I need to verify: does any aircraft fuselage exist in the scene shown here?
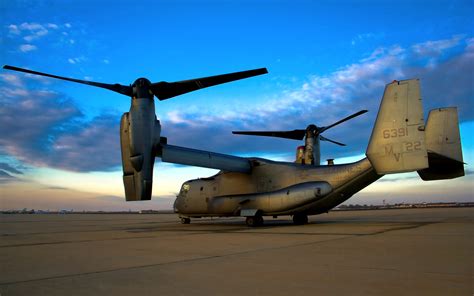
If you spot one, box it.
[174,158,381,218]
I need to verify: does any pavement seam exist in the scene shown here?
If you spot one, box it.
[0,235,353,286]
[0,235,158,248]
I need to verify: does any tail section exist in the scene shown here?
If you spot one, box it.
[366,79,429,174]
[417,107,464,180]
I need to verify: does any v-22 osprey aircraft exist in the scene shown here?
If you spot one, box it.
[172,79,464,226]
[3,65,465,226]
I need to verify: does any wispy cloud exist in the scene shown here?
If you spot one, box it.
[9,22,54,42]
[5,21,108,67]
[67,56,86,64]
[0,162,24,175]
[6,22,69,52]
[0,170,17,183]
[19,44,37,52]
[351,32,383,46]
[7,24,20,35]
[46,23,59,29]
[0,74,23,87]
[0,167,25,184]
[412,35,464,56]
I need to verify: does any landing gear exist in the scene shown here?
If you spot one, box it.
[293,213,308,225]
[180,217,191,224]
[245,215,264,227]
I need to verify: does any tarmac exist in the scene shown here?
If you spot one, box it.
[1,208,473,295]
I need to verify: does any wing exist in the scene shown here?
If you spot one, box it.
[159,144,251,173]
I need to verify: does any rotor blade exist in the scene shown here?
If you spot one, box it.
[151,68,268,100]
[232,130,306,141]
[320,135,346,146]
[319,110,368,133]
[3,65,132,96]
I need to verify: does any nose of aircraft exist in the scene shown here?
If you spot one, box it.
[173,197,180,213]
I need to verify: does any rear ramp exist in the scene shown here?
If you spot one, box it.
[417,107,464,180]
[366,79,429,174]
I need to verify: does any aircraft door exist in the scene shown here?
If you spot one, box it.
[257,176,272,192]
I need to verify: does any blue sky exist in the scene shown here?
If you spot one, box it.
[0,0,473,211]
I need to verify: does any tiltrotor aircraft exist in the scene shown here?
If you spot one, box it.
[3,65,465,226]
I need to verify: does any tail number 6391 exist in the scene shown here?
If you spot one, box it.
[382,128,408,138]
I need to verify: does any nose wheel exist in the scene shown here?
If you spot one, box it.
[245,216,264,227]
[292,213,308,225]
[180,217,191,224]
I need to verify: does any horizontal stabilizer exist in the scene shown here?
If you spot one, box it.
[159,144,251,173]
[366,79,428,174]
[417,107,464,180]
[418,152,464,180]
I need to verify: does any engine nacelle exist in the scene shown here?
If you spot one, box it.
[120,111,161,201]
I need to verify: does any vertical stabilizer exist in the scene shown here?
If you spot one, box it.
[417,107,464,180]
[366,79,428,174]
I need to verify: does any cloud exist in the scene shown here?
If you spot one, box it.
[6,22,65,52]
[67,56,86,64]
[0,163,24,175]
[0,73,122,172]
[377,173,420,182]
[47,23,59,29]
[19,22,44,31]
[0,169,24,184]
[24,29,48,42]
[0,170,15,179]
[46,185,69,190]
[13,23,54,43]
[465,169,474,176]
[8,24,20,35]
[19,44,37,52]
[412,35,464,56]
[50,114,121,171]
[0,74,23,87]
[0,83,82,167]
[351,32,381,46]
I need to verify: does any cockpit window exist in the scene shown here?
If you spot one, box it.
[181,184,190,193]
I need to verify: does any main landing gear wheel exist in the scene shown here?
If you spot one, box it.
[293,213,308,225]
[180,217,191,224]
[246,216,264,227]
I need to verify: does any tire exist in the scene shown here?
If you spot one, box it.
[246,215,264,227]
[293,213,308,225]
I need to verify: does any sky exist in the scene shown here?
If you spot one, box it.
[0,0,473,211]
